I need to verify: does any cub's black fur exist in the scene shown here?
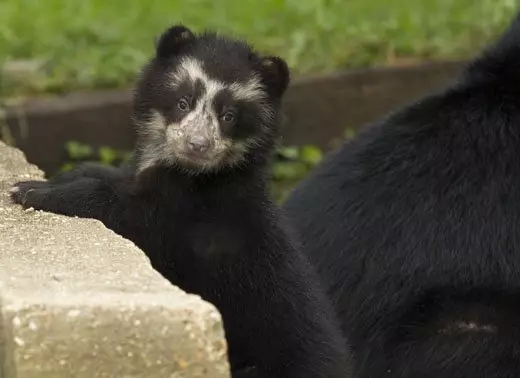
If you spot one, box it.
[10,26,351,377]
[283,13,520,378]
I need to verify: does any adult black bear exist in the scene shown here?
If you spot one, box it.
[283,13,520,378]
[10,26,351,377]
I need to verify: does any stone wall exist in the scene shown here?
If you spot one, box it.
[0,141,230,377]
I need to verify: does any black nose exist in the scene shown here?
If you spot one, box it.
[187,136,210,153]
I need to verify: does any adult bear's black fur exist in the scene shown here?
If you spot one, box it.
[10,26,351,378]
[283,13,520,378]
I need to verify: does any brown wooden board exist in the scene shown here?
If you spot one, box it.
[4,61,465,175]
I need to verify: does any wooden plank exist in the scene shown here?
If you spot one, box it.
[282,60,465,150]
[4,60,466,175]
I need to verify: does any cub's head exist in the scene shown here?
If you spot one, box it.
[132,25,290,175]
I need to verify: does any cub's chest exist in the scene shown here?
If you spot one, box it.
[186,221,247,258]
[159,196,256,258]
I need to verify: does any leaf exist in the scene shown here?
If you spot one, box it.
[59,162,75,173]
[99,146,117,165]
[65,141,94,159]
[277,146,300,160]
[344,128,357,140]
[299,145,323,166]
[272,161,308,180]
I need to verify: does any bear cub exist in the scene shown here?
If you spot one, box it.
[11,26,351,378]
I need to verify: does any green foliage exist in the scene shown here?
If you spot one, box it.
[1,0,519,97]
[270,145,324,202]
[64,141,94,160]
[343,128,357,140]
[60,141,131,173]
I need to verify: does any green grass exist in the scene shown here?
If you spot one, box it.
[0,0,519,97]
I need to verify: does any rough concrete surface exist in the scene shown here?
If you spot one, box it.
[0,141,230,377]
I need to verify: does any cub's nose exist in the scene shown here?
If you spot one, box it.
[187,136,210,153]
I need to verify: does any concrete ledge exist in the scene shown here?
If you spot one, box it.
[0,142,230,377]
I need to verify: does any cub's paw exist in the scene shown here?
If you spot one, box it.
[10,180,52,209]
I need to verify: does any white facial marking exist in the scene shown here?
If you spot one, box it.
[170,57,267,101]
[169,57,224,93]
[170,58,225,151]
[145,109,168,136]
[229,75,274,122]
[228,75,266,102]
[137,57,275,173]
[137,110,172,174]
[171,57,272,153]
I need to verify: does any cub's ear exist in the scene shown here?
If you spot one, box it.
[258,56,291,98]
[155,25,195,58]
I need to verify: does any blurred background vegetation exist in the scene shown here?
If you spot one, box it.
[1,0,519,200]
[1,0,518,97]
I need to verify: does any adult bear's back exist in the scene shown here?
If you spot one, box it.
[283,12,520,378]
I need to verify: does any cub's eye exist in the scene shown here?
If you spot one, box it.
[221,112,235,123]
[177,98,190,112]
